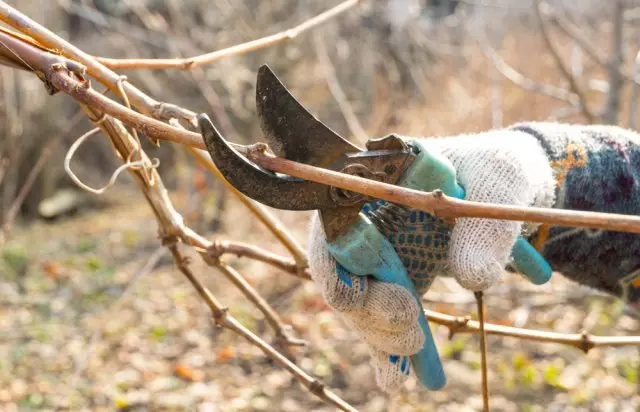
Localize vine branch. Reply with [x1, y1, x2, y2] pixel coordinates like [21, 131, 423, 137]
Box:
[0, 0, 309, 269]
[12, 64, 640, 235]
[95, 0, 361, 70]
[424, 309, 640, 352]
[167, 242, 355, 412]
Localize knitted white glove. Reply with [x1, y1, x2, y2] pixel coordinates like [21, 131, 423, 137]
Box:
[307, 128, 556, 392]
[426, 129, 556, 290]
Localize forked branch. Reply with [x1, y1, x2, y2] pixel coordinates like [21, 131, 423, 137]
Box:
[167, 242, 355, 412]
[0, 0, 309, 268]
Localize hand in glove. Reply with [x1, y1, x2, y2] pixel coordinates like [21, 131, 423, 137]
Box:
[308, 126, 556, 392]
[309, 121, 640, 391]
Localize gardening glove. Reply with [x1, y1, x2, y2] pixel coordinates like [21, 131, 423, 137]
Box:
[309, 121, 640, 392]
[308, 126, 556, 392]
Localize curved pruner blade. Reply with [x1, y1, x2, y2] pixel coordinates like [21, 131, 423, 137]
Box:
[256, 65, 362, 168]
[199, 113, 334, 211]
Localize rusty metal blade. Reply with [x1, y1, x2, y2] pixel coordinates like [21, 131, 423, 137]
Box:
[256, 64, 362, 168]
[199, 113, 335, 211]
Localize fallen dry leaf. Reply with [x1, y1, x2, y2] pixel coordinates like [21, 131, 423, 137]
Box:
[174, 362, 204, 382]
[215, 346, 236, 362]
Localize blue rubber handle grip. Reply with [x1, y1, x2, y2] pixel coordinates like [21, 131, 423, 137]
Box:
[511, 238, 552, 284]
[327, 215, 447, 390]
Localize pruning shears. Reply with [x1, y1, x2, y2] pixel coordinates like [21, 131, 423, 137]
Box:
[197, 65, 552, 390]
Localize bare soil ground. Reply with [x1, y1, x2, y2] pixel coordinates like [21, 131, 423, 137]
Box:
[1, 186, 639, 411]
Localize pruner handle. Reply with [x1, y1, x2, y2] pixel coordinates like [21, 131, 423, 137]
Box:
[327, 215, 446, 390]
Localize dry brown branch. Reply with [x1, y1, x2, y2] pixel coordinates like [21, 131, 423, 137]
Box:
[475, 292, 490, 412]
[93, 0, 361, 70]
[425, 309, 640, 351]
[166, 242, 356, 412]
[17, 66, 640, 236]
[247, 151, 640, 233]
[533, 0, 596, 123]
[207, 239, 311, 281]
[0, 0, 310, 269]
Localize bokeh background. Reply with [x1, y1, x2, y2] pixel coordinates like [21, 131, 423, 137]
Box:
[1, 0, 640, 411]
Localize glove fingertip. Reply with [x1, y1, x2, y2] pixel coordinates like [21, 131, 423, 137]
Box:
[453, 256, 503, 291]
[370, 351, 412, 393]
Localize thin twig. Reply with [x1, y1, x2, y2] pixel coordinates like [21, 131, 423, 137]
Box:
[480, 40, 578, 104]
[313, 31, 368, 143]
[187, 148, 308, 267]
[0, 110, 84, 248]
[166, 241, 357, 412]
[546, 6, 639, 86]
[475, 292, 490, 412]
[207, 239, 311, 280]
[425, 309, 640, 351]
[94, 0, 361, 70]
[533, 0, 596, 123]
[602, 0, 625, 125]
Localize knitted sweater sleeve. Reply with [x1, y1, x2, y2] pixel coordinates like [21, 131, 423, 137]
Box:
[510, 122, 640, 309]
